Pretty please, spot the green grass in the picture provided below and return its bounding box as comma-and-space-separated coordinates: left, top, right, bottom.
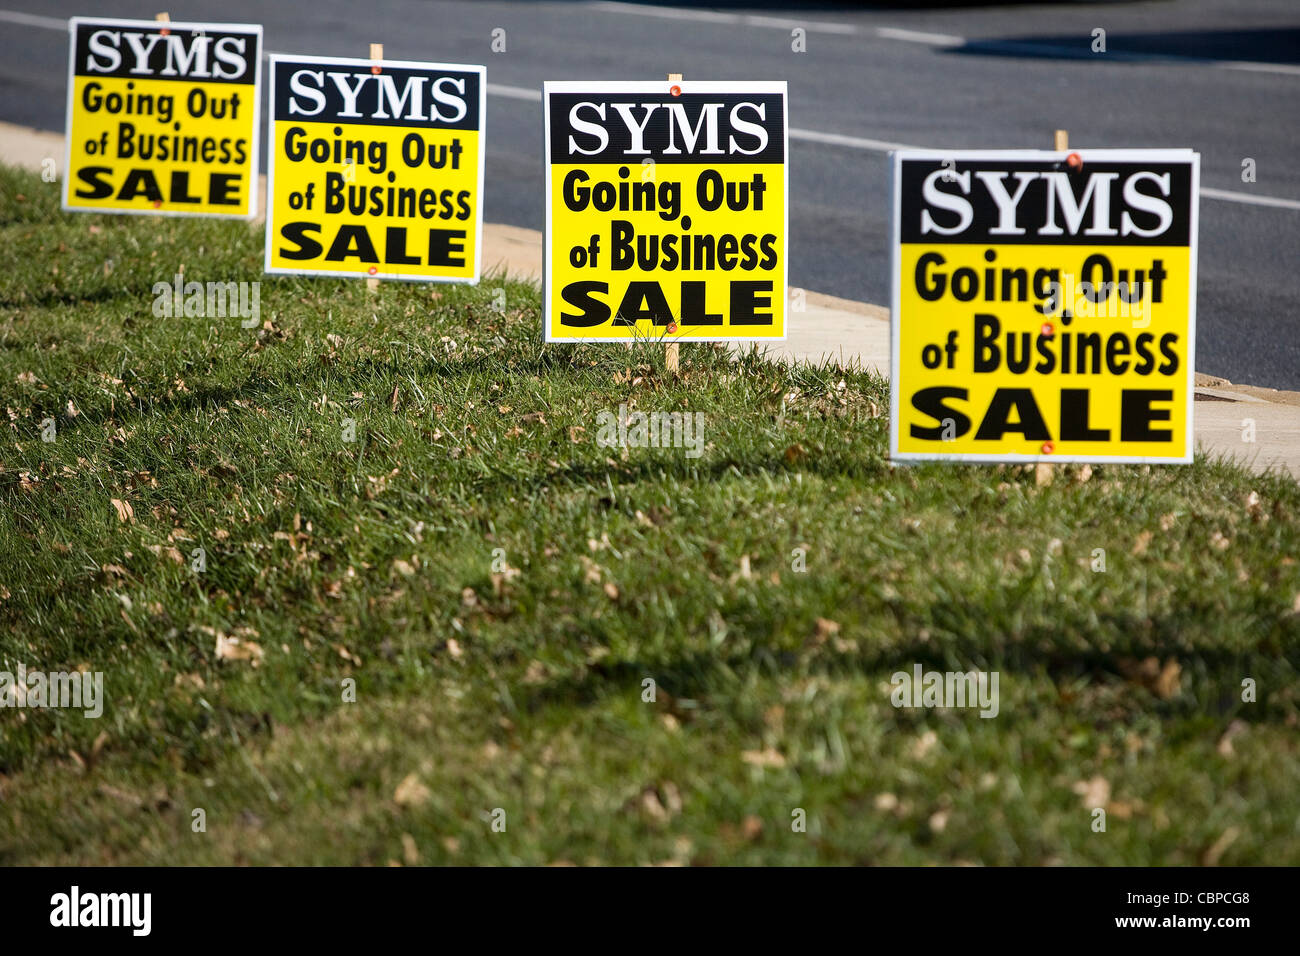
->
0, 162, 1297, 865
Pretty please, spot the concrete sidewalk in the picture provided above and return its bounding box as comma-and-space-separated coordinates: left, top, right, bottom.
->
3, 120, 1295, 477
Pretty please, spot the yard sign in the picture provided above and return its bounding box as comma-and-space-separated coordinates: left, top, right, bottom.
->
891, 148, 1199, 463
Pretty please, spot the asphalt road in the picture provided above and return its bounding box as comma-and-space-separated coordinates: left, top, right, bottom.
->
2, 0, 1297, 389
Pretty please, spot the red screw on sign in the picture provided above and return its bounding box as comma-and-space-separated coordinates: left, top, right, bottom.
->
1041, 441, 1055, 455
1066, 152, 1083, 171
669, 85, 681, 97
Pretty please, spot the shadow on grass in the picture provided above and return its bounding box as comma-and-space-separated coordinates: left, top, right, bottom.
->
512, 609, 1290, 722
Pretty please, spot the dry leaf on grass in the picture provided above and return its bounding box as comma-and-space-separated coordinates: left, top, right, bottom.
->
110, 499, 134, 524
401, 833, 420, 865
911, 729, 938, 760
523, 660, 547, 685
639, 789, 669, 823
214, 632, 264, 666
580, 557, 602, 584
147, 544, 184, 565
1201, 826, 1240, 866
741, 747, 786, 769
1152, 659, 1182, 699
394, 773, 431, 808
1073, 775, 1111, 809
1119, 656, 1182, 699
1217, 720, 1248, 757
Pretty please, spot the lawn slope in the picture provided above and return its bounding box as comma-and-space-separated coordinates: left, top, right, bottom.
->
0, 164, 1297, 865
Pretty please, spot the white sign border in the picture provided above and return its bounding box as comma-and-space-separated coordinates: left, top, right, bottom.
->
542, 79, 789, 343
888, 147, 1200, 466
262, 52, 487, 286
61, 16, 263, 221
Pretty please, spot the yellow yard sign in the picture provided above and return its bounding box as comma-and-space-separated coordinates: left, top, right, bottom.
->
63, 17, 262, 218
544, 80, 788, 342
891, 149, 1199, 463
265, 55, 485, 283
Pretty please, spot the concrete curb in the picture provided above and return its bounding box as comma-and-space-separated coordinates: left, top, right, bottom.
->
3, 120, 1294, 477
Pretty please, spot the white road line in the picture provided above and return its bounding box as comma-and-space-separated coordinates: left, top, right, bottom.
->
2, 8, 1295, 213
1200, 187, 1300, 211
590, 0, 1300, 77
590, 1, 856, 35
10, 2, 1299, 78
790, 127, 919, 153
874, 27, 963, 48
488, 82, 541, 102
0, 9, 64, 29
1219, 60, 1300, 78
589, 2, 736, 25
786, 131, 1299, 211
516, 93, 1291, 215
952, 39, 1300, 77
747, 15, 856, 36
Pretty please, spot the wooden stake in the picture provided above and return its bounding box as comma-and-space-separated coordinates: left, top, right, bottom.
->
365, 44, 385, 293
664, 74, 683, 376
155, 12, 170, 23
1042, 128, 1069, 476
